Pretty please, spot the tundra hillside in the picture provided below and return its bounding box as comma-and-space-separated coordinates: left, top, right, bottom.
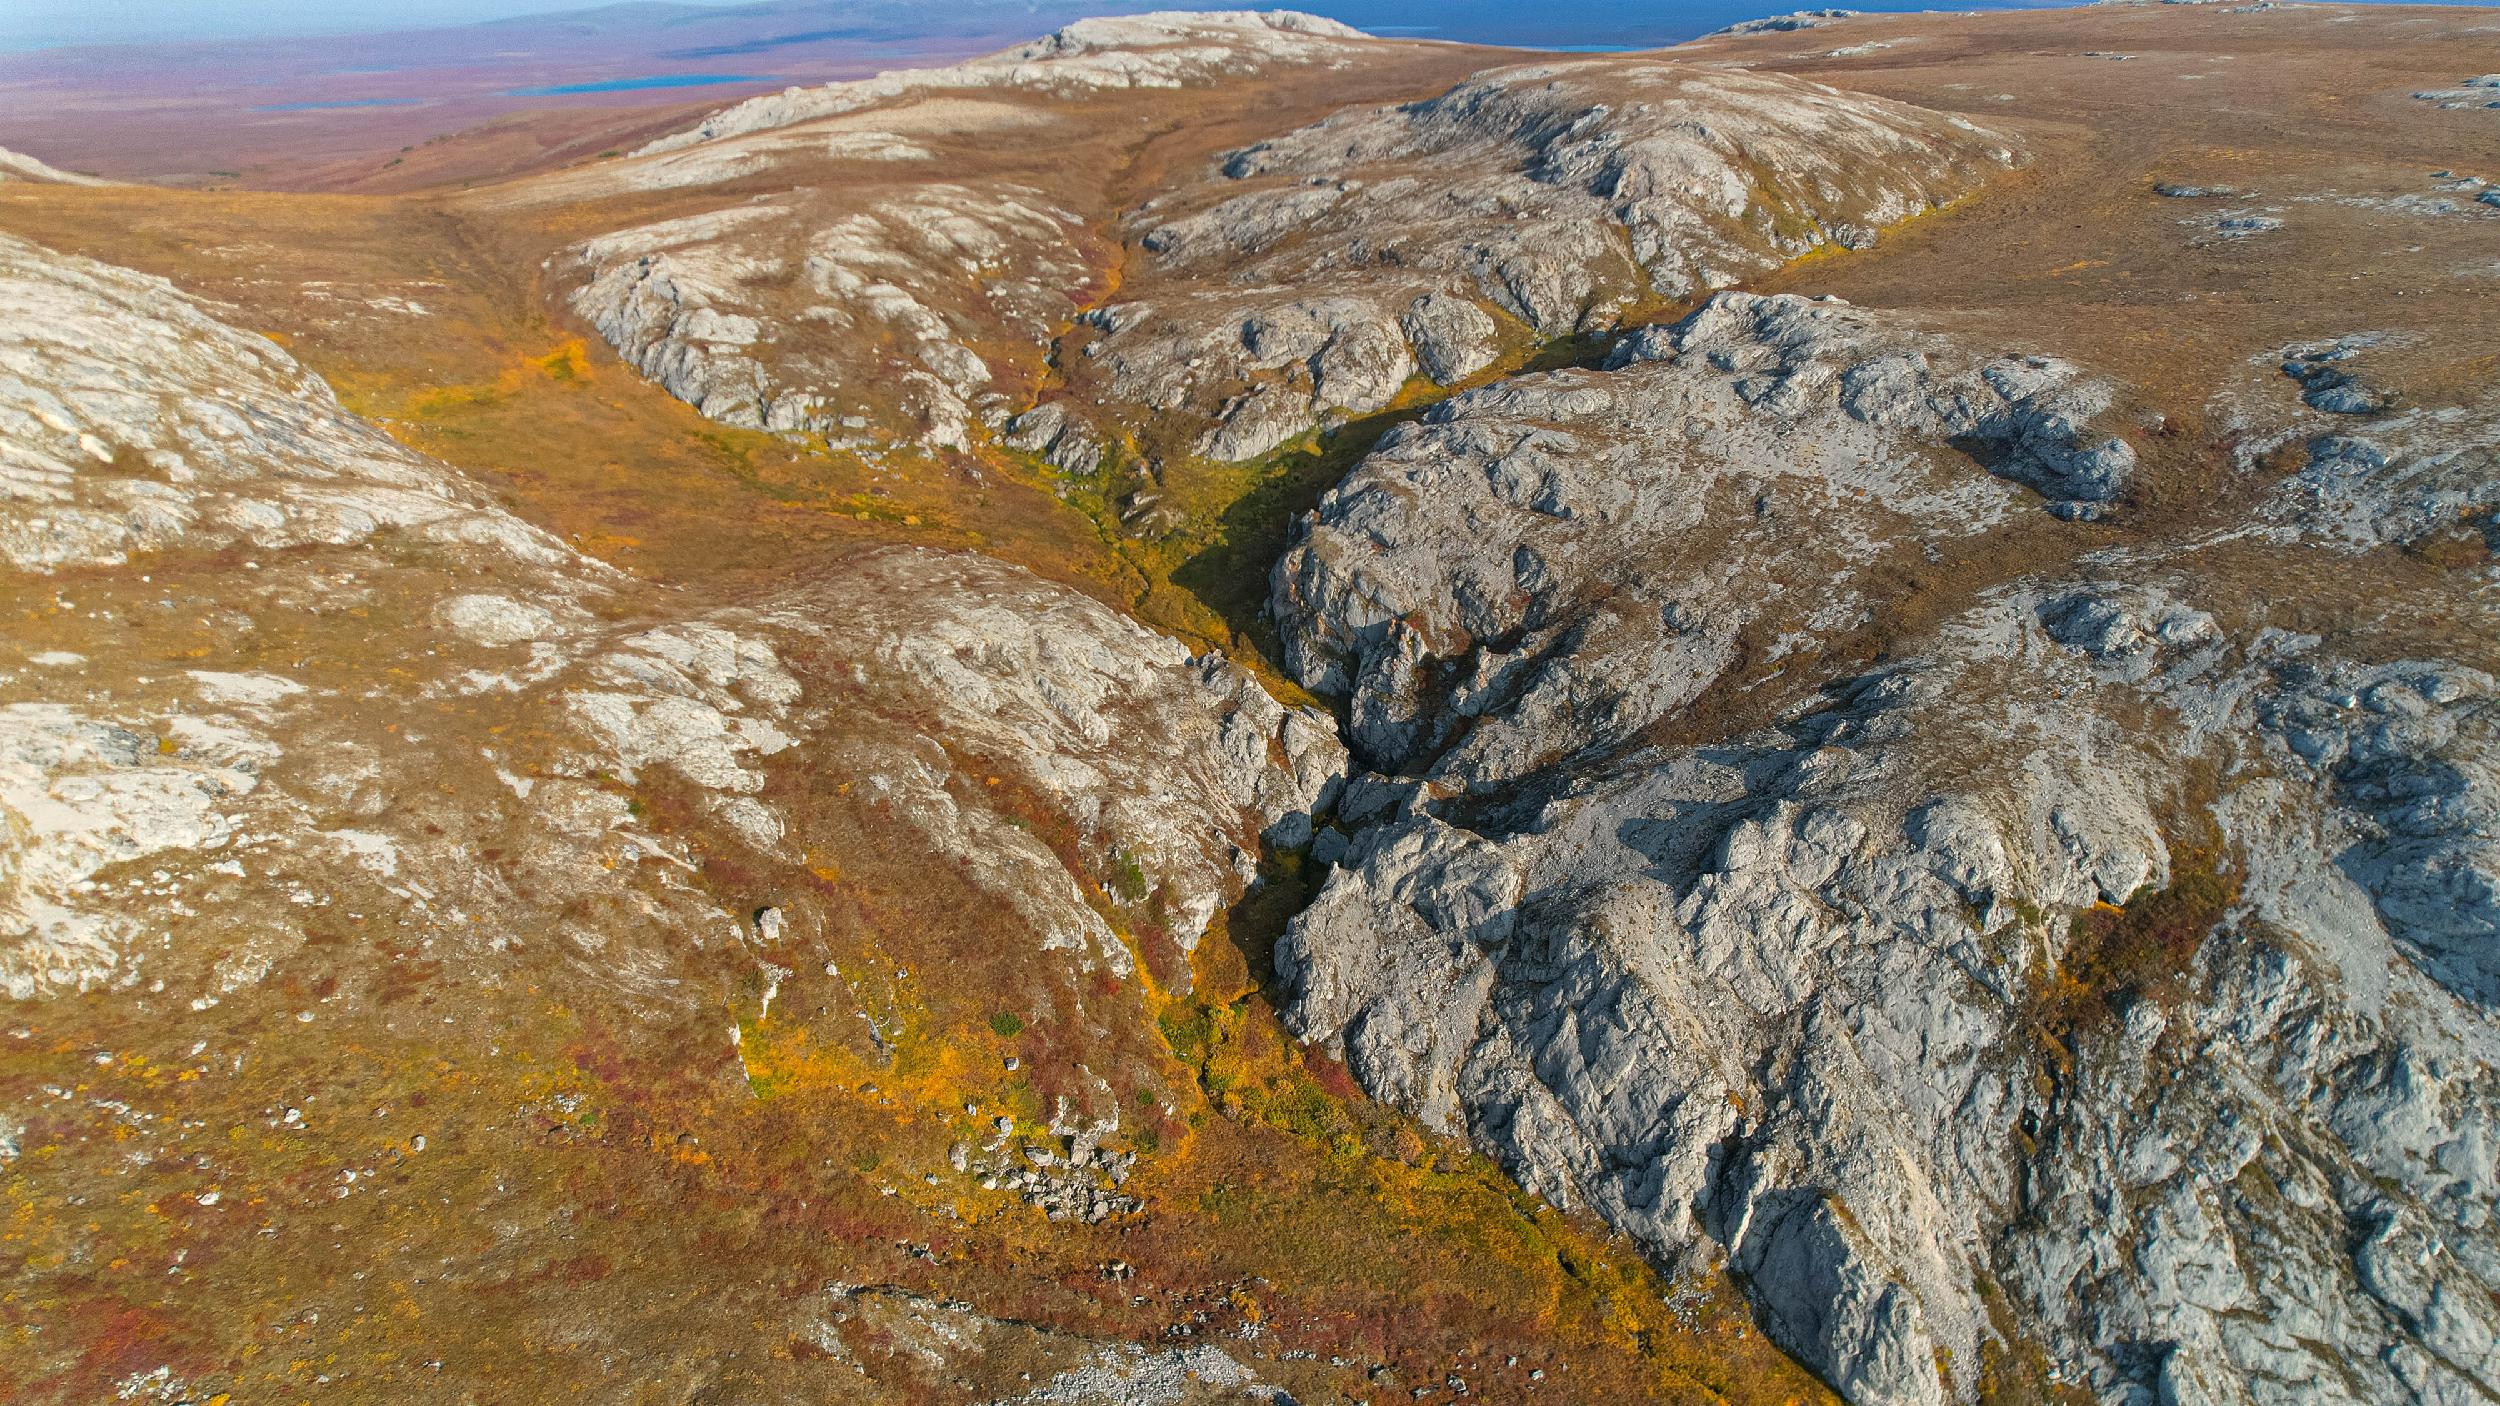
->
1, 7, 2494, 1405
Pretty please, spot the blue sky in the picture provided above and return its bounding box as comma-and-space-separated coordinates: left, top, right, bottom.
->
9, 0, 2492, 53
0, 0, 1970, 52
1, 0, 735, 49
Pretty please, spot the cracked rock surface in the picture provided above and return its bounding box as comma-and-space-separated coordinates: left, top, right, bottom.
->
532, 18, 2014, 472
0, 227, 1339, 1058
1271, 285, 2499, 1406
10, 6, 2500, 1403
1053, 54, 2017, 467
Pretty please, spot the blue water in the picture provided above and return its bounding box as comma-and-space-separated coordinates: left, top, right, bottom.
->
505, 73, 770, 97
1313, 0, 2074, 49
253, 97, 423, 110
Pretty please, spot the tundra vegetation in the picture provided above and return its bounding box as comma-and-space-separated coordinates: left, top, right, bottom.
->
1, 6, 2496, 1405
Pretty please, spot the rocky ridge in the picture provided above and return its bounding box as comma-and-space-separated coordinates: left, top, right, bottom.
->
545, 13, 1404, 451
0, 227, 1340, 1105
541, 19, 2016, 477
12, 6, 2500, 1403
0, 145, 107, 185
1048, 57, 2018, 474
635, 11, 1375, 158
1267, 287, 2500, 1406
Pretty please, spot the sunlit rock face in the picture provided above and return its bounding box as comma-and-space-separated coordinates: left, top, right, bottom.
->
548, 20, 2016, 465
11, 6, 2500, 1403
0, 229, 1339, 1088
1269, 284, 2500, 1406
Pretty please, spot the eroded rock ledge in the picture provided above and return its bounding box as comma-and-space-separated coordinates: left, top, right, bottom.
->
1067, 59, 2018, 465
1269, 290, 2500, 1406
552, 18, 2018, 464
0, 229, 1341, 1090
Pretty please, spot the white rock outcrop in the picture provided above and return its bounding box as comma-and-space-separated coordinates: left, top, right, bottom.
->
1068, 58, 2019, 464
0, 233, 1341, 1021
0, 145, 108, 185
0, 232, 577, 574
1269, 289, 2500, 1406
636, 12, 1374, 156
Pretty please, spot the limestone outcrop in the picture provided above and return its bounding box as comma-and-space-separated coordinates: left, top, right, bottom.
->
1268, 288, 2500, 1406
0, 230, 1340, 1036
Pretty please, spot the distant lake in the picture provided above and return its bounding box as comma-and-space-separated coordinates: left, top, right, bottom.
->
505, 73, 771, 97
1310, 0, 2141, 47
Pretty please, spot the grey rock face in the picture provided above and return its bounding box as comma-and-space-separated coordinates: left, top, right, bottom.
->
1003, 400, 1108, 476
567, 187, 1091, 448
2236, 338, 2500, 555
1400, 293, 1501, 386
2413, 74, 2500, 112
2249, 660, 2500, 1005
567, 207, 794, 430
1282, 600, 2500, 1406
1271, 291, 2135, 780
1073, 58, 2018, 462
1200, 381, 1323, 462
1269, 284, 2500, 1404
2269, 428, 2500, 553
2283, 335, 2398, 415
788, 546, 1346, 956
0, 230, 1344, 1019
2185, 208, 2286, 243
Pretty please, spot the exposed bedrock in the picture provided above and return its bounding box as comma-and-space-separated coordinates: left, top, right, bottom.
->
1268, 288, 2500, 1406
551, 17, 2019, 465
1061, 56, 2019, 466
0, 229, 1343, 1046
